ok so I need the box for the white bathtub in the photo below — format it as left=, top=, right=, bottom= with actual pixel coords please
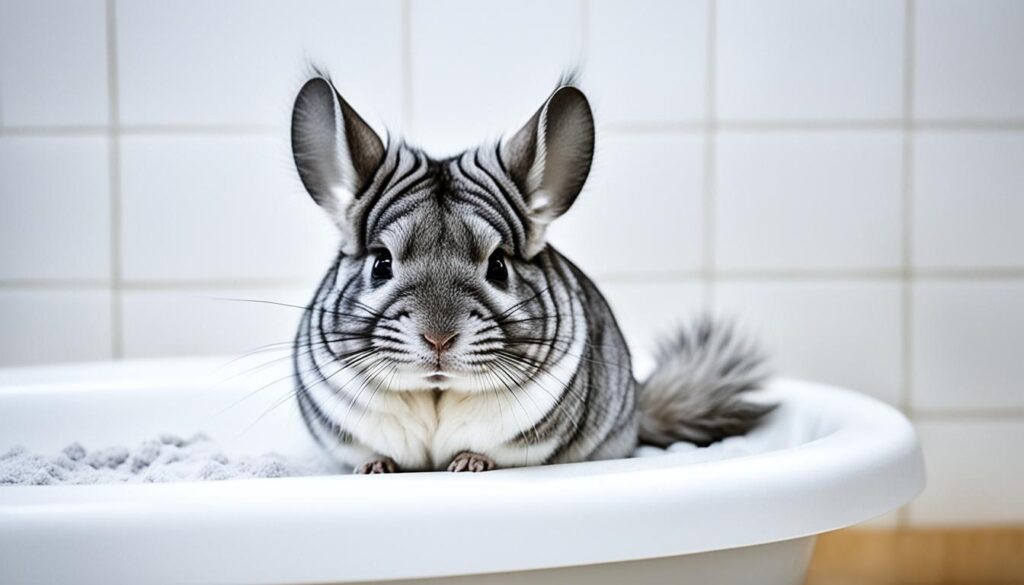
left=0, top=357, right=924, bottom=585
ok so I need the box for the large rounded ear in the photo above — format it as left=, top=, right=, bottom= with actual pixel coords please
left=500, top=85, right=594, bottom=257
left=291, top=77, right=385, bottom=253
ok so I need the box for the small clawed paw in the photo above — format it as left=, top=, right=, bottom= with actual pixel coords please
left=447, top=451, right=496, bottom=473
left=356, top=457, right=399, bottom=474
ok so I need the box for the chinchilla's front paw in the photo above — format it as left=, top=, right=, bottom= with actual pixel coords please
left=355, top=457, right=399, bottom=474
left=447, top=451, right=496, bottom=473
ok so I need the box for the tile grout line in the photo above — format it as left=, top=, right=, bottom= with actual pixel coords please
left=898, top=0, right=916, bottom=529
left=0, top=279, right=317, bottom=292
left=901, top=0, right=917, bottom=422
left=0, top=24, right=5, bottom=127
left=701, top=0, right=718, bottom=312
left=105, top=0, right=124, bottom=359
left=0, top=280, right=114, bottom=289
left=913, top=409, right=1024, bottom=421
left=4, top=119, right=1024, bottom=138
left=0, top=124, right=281, bottom=136
left=3, top=268, right=1024, bottom=291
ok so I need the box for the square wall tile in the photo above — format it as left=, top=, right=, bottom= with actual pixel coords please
left=909, top=418, right=1024, bottom=525
left=0, top=137, right=110, bottom=281
left=547, top=134, right=705, bottom=278
left=122, top=286, right=312, bottom=358
left=913, top=132, right=1024, bottom=270
left=915, top=0, right=1024, bottom=119
left=116, top=0, right=402, bottom=127
left=597, top=279, right=706, bottom=376
left=0, top=289, right=112, bottom=366
left=409, top=0, right=582, bottom=155
left=912, top=280, right=1024, bottom=412
left=0, top=0, right=109, bottom=126
left=120, top=135, right=337, bottom=283
left=587, top=0, right=708, bottom=124
left=716, top=0, right=904, bottom=120
left=715, top=279, right=903, bottom=405
left=716, top=132, right=903, bottom=272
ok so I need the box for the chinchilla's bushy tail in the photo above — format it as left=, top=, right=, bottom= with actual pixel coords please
left=637, top=317, right=775, bottom=448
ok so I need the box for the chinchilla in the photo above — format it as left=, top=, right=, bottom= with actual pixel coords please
left=289, top=73, right=773, bottom=474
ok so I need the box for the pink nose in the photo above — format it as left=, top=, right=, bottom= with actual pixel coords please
left=423, top=331, right=458, bottom=354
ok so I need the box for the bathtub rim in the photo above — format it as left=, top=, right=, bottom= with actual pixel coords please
left=0, top=357, right=925, bottom=585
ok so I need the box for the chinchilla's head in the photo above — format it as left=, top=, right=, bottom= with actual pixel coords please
left=291, top=75, right=594, bottom=393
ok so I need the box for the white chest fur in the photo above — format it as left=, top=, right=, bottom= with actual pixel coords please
left=346, top=376, right=563, bottom=470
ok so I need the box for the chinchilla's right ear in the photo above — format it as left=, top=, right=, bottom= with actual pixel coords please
left=291, top=77, right=385, bottom=253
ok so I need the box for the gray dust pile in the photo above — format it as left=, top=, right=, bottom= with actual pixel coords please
left=0, top=434, right=335, bottom=485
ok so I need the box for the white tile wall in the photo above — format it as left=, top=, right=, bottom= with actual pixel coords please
left=715, top=280, right=904, bottom=406
left=0, top=136, right=111, bottom=280
left=914, top=0, right=1024, bottom=119
left=912, top=280, right=1024, bottom=412
left=598, top=280, right=706, bottom=374
left=913, top=132, right=1024, bottom=270
left=119, top=135, right=337, bottom=282
left=587, top=0, right=708, bottom=125
left=1, top=0, right=1023, bottom=526
left=716, top=0, right=904, bottom=120
left=408, top=0, right=583, bottom=155
left=0, top=289, right=113, bottom=365
left=548, top=134, right=705, bottom=277
left=116, top=0, right=403, bottom=127
left=715, top=132, right=903, bottom=272
left=910, top=418, right=1024, bottom=525
left=0, top=0, right=109, bottom=126
left=121, top=286, right=310, bottom=358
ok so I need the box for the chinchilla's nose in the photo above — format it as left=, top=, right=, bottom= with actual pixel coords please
left=422, top=331, right=458, bottom=355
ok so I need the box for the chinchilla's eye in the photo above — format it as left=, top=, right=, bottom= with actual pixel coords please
left=371, top=250, right=393, bottom=280
left=486, top=250, right=508, bottom=283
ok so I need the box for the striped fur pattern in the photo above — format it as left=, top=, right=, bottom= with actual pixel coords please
left=290, top=75, right=770, bottom=473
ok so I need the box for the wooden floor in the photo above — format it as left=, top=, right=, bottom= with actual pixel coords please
left=805, top=527, right=1024, bottom=585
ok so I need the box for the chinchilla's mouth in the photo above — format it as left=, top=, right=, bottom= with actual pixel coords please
left=388, top=367, right=479, bottom=392
left=420, top=370, right=479, bottom=392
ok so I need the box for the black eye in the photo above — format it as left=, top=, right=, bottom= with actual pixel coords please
left=486, top=250, right=508, bottom=283
left=371, top=250, right=393, bottom=280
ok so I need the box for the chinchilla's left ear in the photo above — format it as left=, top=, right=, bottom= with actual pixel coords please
left=500, top=84, right=595, bottom=258
left=291, top=77, right=384, bottom=253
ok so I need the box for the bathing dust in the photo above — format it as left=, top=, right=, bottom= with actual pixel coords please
left=0, top=434, right=336, bottom=486
left=0, top=434, right=757, bottom=486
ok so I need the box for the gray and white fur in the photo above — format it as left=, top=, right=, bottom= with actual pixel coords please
left=289, top=74, right=773, bottom=474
